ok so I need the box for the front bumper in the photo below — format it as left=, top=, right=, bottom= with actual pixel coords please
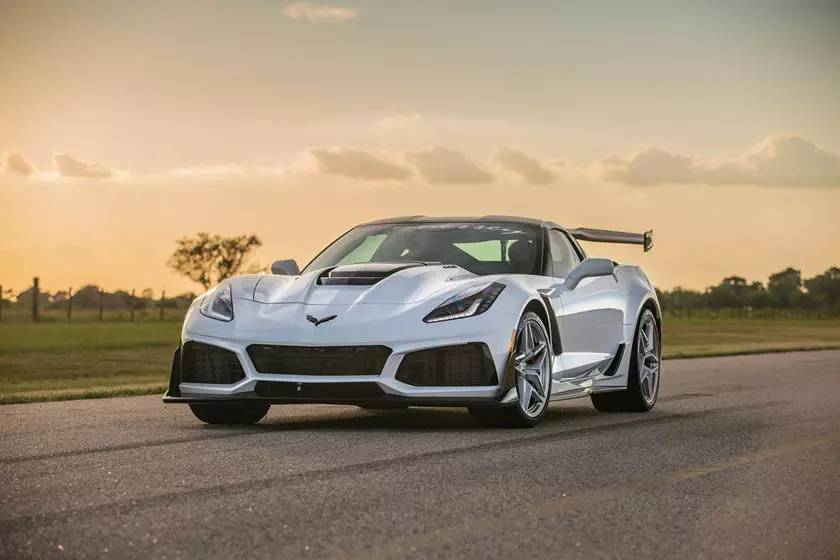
left=162, top=390, right=504, bottom=408
left=164, top=302, right=518, bottom=407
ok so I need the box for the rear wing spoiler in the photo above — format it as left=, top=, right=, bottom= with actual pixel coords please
left=568, top=228, right=654, bottom=252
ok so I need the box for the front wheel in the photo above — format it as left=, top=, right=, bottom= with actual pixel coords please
left=189, top=402, right=271, bottom=425
left=469, top=311, right=552, bottom=428
left=591, top=308, right=661, bottom=412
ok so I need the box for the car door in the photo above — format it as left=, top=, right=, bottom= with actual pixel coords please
left=546, top=229, right=625, bottom=357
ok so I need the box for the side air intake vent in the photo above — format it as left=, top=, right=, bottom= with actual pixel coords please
left=318, top=262, right=427, bottom=286
left=181, top=341, right=246, bottom=384
left=395, top=343, right=498, bottom=387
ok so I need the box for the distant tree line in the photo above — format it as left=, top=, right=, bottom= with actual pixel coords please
left=3, top=228, right=839, bottom=321
left=4, top=285, right=196, bottom=311
left=657, top=266, right=840, bottom=317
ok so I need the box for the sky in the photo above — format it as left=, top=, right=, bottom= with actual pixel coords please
left=1, top=0, right=839, bottom=295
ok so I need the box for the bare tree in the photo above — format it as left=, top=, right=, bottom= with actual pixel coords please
left=167, top=232, right=263, bottom=290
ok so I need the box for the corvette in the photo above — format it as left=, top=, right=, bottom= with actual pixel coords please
left=164, top=215, right=661, bottom=428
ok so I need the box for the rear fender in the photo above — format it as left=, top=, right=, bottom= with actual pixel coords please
left=616, top=265, right=660, bottom=334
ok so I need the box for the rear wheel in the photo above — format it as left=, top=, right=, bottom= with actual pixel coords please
left=188, top=402, right=271, bottom=425
left=591, top=308, right=660, bottom=412
left=469, top=311, right=552, bottom=428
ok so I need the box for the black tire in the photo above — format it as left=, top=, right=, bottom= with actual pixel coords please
left=591, top=308, right=660, bottom=413
left=188, top=402, right=271, bottom=425
left=469, top=311, right=552, bottom=429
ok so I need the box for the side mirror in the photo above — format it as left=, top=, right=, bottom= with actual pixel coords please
left=564, top=258, right=615, bottom=290
left=270, top=259, right=300, bottom=276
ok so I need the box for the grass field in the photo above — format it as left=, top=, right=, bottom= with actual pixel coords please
left=2, top=317, right=839, bottom=404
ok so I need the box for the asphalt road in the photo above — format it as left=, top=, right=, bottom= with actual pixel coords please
left=1, top=351, right=839, bottom=559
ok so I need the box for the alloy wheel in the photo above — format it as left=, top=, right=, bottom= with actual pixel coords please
left=514, top=318, right=551, bottom=418
left=637, top=311, right=660, bottom=406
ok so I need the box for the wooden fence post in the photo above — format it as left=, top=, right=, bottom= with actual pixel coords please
left=160, top=289, right=165, bottom=322
left=32, top=277, right=40, bottom=322
left=130, top=289, right=136, bottom=322
left=67, top=287, right=73, bottom=322
left=99, top=287, right=104, bottom=322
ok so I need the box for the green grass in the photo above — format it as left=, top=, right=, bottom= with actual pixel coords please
left=661, top=317, right=840, bottom=358
left=1, top=317, right=839, bottom=405
left=0, top=322, right=182, bottom=354
left=0, top=346, right=174, bottom=398
left=0, top=383, right=168, bottom=405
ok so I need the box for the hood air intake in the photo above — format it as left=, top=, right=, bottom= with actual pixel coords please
left=318, top=262, right=429, bottom=286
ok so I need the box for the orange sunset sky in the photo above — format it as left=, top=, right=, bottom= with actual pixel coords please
left=2, top=1, right=839, bottom=295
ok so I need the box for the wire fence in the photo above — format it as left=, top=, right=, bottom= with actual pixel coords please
left=1, top=277, right=837, bottom=324
left=0, top=277, right=191, bottom=323
left=662, top=307, right=836, bottom=320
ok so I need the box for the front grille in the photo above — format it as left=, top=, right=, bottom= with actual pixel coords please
left=395, top=343, right=498, bottom=387
left=181, top=341, right=246, bottom=384
left=247, top=345, right=391, bottom=376
left=254, top=381, right=384, bottom=400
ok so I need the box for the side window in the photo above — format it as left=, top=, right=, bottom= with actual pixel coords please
left=548, top=230, right=580, bottom=277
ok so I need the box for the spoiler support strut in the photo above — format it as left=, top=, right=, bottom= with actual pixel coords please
left=568, top=228, right=654, bottom=252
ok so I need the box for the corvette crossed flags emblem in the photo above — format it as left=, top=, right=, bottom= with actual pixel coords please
left=306, top=314, right=337, bottom=326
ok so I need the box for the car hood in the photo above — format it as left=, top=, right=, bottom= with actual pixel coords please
left=241, top=262, right=489, bottom=306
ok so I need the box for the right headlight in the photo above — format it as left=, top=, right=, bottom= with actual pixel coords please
left=423, top=282, right=506, bottom=323
left=199, top=283, right=234, bottom=322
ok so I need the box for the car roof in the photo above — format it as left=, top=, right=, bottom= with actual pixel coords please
left=359, top=215, right=563, bottom=229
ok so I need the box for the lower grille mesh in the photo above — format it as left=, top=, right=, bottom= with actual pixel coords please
left=395, top=343, right=497, bottom=387
left=254, top=381, right=384, bottom=399
left=247, top=345, right=391, bottom=376
left=181, top=341, right=246, bottom=384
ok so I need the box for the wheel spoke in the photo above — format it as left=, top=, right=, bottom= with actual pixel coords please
left=518, top=376, right=533, bottom=411
left=527, top=322, right=534, bottom=344
left=523, top=370, right=545, bottom=399
left=535, top=348, right=548, bottom=371
left=515, top=341, right=546, bottom=363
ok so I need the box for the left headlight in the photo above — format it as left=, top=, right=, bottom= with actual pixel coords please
left=200, top=283, right=234, bottom=322
left=424, top=282, right=506, bottom=323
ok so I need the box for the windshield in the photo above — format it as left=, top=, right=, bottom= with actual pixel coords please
left=303, top=222, right=541, bottom=276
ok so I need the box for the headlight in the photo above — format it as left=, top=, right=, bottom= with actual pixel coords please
left=423, top=282, right=505, bottom=323
left=200, top=283, right=234, bottom=322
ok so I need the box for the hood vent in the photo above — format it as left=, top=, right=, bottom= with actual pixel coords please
left=318, top=262, right=428, bottom=286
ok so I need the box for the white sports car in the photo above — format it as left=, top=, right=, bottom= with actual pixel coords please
left=164, top=216, right=661, bottom=428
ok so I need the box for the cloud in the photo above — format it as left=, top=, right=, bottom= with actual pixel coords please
left=491, top=147, right=556, bottom=185
left=310, top=148, right=413, bottom=181
left=53, top=153, right=114, bottom=179
left=1, top=150, right=37, bottom=176
left=601, top=149, right=695, bottom=185
left=406, top=146, right=495, bottom=184
left=282, top=2, right=358, bottom=23
left=374, top=113, right=425, bottom=131
left=602, top=135, right=840, bottom=187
